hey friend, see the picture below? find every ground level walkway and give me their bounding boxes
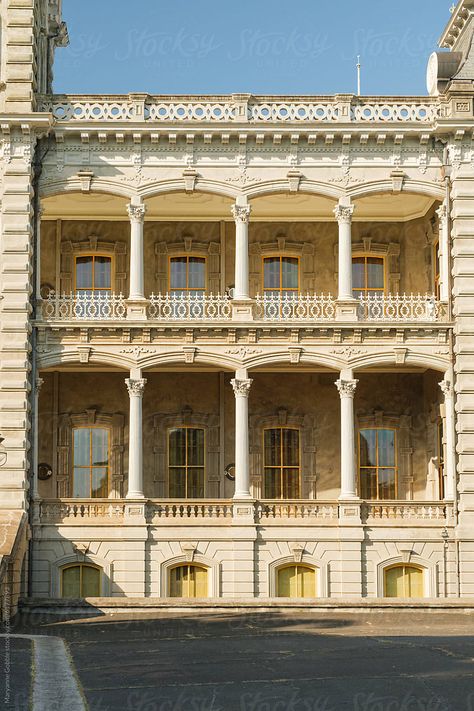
[1,609,474,710]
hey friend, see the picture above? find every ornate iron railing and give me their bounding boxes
[254,293,336,321]
[39,95,440,124]
[357,294,447,322]
[147,293,232,320]
[41,292,127,320]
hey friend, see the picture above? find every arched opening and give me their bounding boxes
[277,564,317,598]
[169,564,208,598]
[384,564,425,598]
[61,563,101,598]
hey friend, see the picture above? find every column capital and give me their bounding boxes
[36,376,44,393]
[436,202,448,224]
[126,378,147,397]
[334,203,354,224]
[127,202,147,223]
[232,204,251,223]
[336,378,358,398]
[439,379,454,398]
[231,378,253,398]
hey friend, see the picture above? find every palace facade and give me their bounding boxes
[2,1,474,609]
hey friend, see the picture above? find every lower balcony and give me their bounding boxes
[39,292,448,324]
[37,498,453,527]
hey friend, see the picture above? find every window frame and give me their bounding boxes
[352,253,387,298]
[262,254,301,296]
[71,426,111,499]
[276,563,317,598]
[383,563,425,598]
[433,239,441,300]
[60,563,102,598]
[74,253,114,295]
[263,426,301,500]
[358,427,398,500]
[168,254,207,295]
[168,563,208,598]
[167,425,206,499]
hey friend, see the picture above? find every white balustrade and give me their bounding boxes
[256,501,339,521]
[39,500,126,523]
[147,293,232,320]
[255,293,336,321]
[148,500,234,521]
[362,502,449,522]
[357,293,446,322]
[39,95,439,124]
[41,292,127,320]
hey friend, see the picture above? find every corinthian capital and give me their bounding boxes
[335,379,358,398]
[231,378,253,398]
[334,204,354,224]
[126,378,147,397]
[231,204,251,224]
[439,379,453,398]
[127,203,147,223]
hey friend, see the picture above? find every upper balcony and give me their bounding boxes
[37,93,441,128]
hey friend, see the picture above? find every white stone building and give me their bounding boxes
[2,0,474,608]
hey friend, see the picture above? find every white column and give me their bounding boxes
[127,198,146,301]
[231,201,251,301]
[334,202,355,301]
[336,376,359,499]
[126,375,147,499]
[32,376,44,501]
[440,377,456,501]
[231,374,253,499]
[436,202,450,302]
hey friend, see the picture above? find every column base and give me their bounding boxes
[232,499,256,524]
[124,500,147,523]
[126,299,149,320]
[231,299,254,322]
[335,299,359,322]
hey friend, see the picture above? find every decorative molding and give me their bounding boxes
[231,378,253,398]
[335,379,358,398]
[225,347,263,359]
[439,379,453,398]
[331,347,368,360]
[127,203,146,223]
[120,347,156,359]
[125,378,147,397]
[333,204,354,224]
[231,204,251,223]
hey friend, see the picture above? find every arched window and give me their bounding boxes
[277,564,316,598]
[263,428,300,499]
[352,255,386,299]
[169,564,208,598]
[359,428,397,500]
[168,427,205,498]
[72,427,110,498]
[169,256,206,296]
[61,564,101,598]
[75,255,112,295]
[384,564,424,598]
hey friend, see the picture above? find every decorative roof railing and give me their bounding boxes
[38,94,440,124]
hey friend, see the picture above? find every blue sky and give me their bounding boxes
[54,0,452,96]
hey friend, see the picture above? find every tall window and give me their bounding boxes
[359,428,397,500]
[75,255,112,295]
[263,256,299,298]
[384,564,424,598]
[277,564,316,598]
[169,564,208,598]
[438,419,445,500]
[433,240,441,299]
[352,256,385,299]
[169,256,206,296]
[168,427,205,498]
[72,427,110,498]
[263,428,300,499]
[61,564,101,598]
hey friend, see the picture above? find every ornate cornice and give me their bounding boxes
[335,379,358,398]
[231,204,251,224]
[125,378,147,397]
[231,378,253,398]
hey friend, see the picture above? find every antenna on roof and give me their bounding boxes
[357,56,361,96]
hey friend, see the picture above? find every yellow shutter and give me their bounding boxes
[407,566,424,598]
[193,566,208,598]
[169,566,183,597]
[278,565,316,598]
[62,566,80,598]
[385,566,424,598]
[277,566,294,597]
[82,566,101,597]
[299,566,316,598]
